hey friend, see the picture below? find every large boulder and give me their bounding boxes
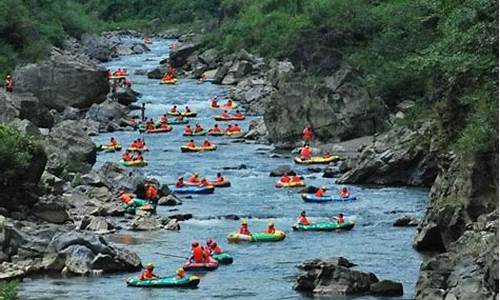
[93,162,150,194]
[13,48,109,111]
[85,99,129,130]
[80,34,113,62]
[294,257,380,295]
[265,64,387,148]
[0,91,53,128]
[338,122,439,187]
[198,48,220,68]
[44,120,97,176]
[31,195,70,224]
[169,40,202,68]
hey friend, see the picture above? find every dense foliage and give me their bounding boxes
[209,0,498,157]
[0,281,18,300]
[0,0,98,75]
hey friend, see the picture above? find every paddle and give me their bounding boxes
[155,252,189,260]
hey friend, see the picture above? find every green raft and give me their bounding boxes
[126,275,200,288]
[212,252,233,264]
[122,198,154,214]
[292,221,355,231]
[227,230,286,242]
[97,144,122,152]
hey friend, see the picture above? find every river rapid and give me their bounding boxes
[20,38,427,300]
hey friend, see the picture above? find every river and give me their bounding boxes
[20,38,427,300]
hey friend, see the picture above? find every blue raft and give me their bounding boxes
[301,193,357,203]
[172,186,215,194]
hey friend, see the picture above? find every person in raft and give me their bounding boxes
[185,106,192,113]
[209,124,222,133]
[175,114,184,121]
[160,114,168,125]
[211,96,218,108]
[146,118,155,131]
[188,172,200,183]
[339,187,350,198]
[225,124,233,133]
[170,105,178,113]
[300,144,312,160]
[303,125,312,143]
[109,137,118,147]
[231,124,241,132]
[194,123,204,133]
[202,139,213,147]
[233,110,243,118]
[224,98,234,107]
[209,241,223,255]
[191,241,207,263]
[265,222,276,234]
[292,174,301,182]
[186,139,196,148]
[323,150,332,159]
[175,177,185,187]
[221,110,231,119]
[215,173,225,183]
[315,186,327,197]
[122,150,132,161]
[184,124,193,135]
[280,172,291,183]
[133,152,144,161]
[239,219,251,235]
[199,178,211,187]
[298,211,310,225]
[137,138,146,148]
[140,263,159,280]
[176,267,185,279]
[335,213,345,224]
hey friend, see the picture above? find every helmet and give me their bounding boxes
[321,186,327,190]
[268,222,274,226]
[176,267,184,274]
[6,75,11,79]
[206,239,214,246]
[194,172,199,176]
[241,219,248,225]
[146,262,154,269]
[178,176,183,180]
[191,241,199,247]
[300,210,306,216]
[118,191,125,196]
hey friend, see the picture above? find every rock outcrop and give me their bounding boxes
[294,257,403,297]
[44,120,97,176]
[265,64,387,149]
[338,121,439,187]
[13,48,109,111]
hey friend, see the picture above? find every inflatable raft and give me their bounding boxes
[167,111,198,118]
[146,126,172,133]
[207,130,225,136]
[127,146,149,152]
[213,115,245,121]
[212,252,233,264]
[275,181,305,188]
[292,221,355,231]
[126,275,200,288]
[294,156,340,165]
[208,180,231,188]
[119,160,148,168]
[160,78,177,84]
[181,145,217,152]
[97,144,122,152]
[301,193,357,203]
[183,130,206,136]
[169,119,189,125]
[227,230,286,242]
[183,258,219,271]
[172,186,215,194]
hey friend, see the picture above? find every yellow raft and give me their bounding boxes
[180,145,217,152]
[294,156,340,165]
[160,78,177,84]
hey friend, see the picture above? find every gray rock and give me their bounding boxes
[131,43,150,54]
[169,41,201,68]
[370,280,404,296]
[44,120,96,176]
[270,165,294,177]
[80,34,113,62]
[158,194,182,206]
[393,215,419,227]
[32,196,70,224]
[78,216,115,233]
[164,219,180,231]
[198,48,220,68]
[147,65,167,79]
[13,49,108,111]
[111,45,134,56]
[62,244,94,275]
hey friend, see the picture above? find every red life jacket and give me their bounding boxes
[192,246,204,262]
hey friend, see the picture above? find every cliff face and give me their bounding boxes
[264,64,387,148]
[413,148,498,299]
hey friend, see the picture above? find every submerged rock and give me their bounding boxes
[393,215,419,227]
[270,165,295,177]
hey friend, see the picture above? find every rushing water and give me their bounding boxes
[20,38,428,300]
